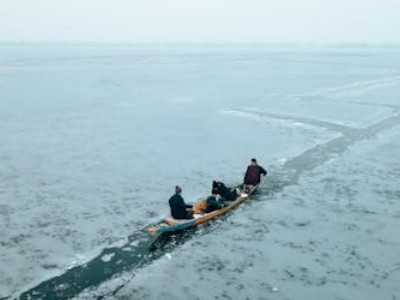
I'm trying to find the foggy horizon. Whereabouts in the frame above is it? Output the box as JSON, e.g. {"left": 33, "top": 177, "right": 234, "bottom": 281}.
{"left": 1, "top": 0, "right": 399, "bottom": 44}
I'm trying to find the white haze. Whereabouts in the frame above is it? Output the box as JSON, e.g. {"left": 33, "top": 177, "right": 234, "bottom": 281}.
{"left": 0, "top": 0, "right": 399, "bottom": 44}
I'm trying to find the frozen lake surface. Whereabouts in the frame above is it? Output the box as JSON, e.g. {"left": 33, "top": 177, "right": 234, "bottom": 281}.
{"left": 0, "top": 44, "right": 399, "bottom": 299}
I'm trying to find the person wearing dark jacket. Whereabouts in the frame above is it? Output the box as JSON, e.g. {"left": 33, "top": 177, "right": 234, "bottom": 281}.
{"left": 169, "top": 186, "right": 193, "bottom": 219}
{"left": 243, "top": 158, "right": 267, "bottom": 187}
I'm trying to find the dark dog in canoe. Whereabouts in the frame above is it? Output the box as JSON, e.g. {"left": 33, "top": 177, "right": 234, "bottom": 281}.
{"left": 212, "top": 181, "right": 239, "bottom": 201}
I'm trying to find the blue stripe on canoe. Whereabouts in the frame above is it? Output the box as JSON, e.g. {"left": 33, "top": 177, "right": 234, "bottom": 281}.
{"left": 158, "top": 219, "right": 196, "bottom": 233}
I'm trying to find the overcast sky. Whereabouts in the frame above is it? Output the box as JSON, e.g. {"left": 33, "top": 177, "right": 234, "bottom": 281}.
{"left": 0, "top": 0, "right": 399, "bottom": 44}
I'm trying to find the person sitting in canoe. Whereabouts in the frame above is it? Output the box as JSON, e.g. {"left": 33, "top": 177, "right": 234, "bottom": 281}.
{"left": 168, "top": 186, "right": 194, "bottom": 219}
{"left": 243, "top": 158, "right": 267, "bottom": 188}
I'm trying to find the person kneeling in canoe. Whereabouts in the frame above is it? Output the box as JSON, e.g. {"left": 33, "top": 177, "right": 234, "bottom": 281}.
{"left": 243, "top": 158, "right": 267, "bottom": 189}
{"left": 169, "top": 186, "right": 194, "bottom": 219}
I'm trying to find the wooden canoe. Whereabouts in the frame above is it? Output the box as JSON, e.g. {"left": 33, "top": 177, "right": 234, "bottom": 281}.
{"left": 148, "top": 185, "right": 258, "bottom": 234}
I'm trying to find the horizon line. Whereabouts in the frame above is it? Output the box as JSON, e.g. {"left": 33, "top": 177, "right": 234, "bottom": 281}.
{"left": 1, "top": 41, "right": 400, "bottom": 47}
